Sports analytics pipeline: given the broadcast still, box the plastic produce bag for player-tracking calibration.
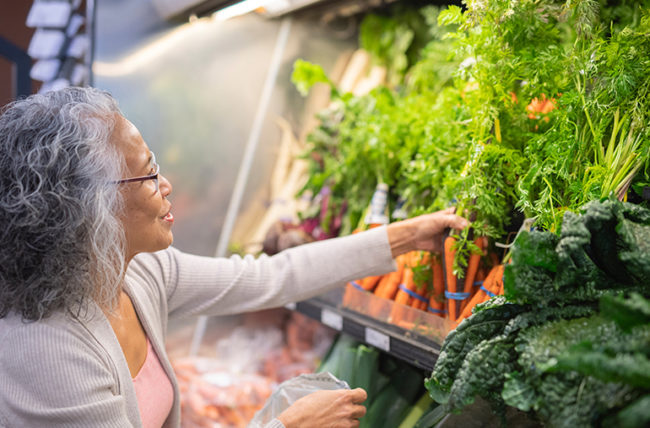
[215,326,284,374]
[248,372,350,427]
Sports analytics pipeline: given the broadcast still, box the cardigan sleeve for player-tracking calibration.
[129,226,396,320]
[0,320,136,428]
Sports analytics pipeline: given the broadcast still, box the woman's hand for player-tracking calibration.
[386,207,469,257]
[276,388,367,428]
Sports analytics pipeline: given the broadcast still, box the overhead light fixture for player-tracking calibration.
[152,0,330,21]
[212,0,275,21]
[212,0,324,20]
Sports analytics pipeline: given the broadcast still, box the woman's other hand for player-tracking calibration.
[277,388,367,428]
[387,207,469,257]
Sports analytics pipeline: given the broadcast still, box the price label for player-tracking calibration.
[284,302,297,311]
[365,328,390,352]
[321,309,343,331]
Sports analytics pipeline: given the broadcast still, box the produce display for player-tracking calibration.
[283,0,650,426]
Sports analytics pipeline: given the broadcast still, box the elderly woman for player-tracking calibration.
[0,87,467,428]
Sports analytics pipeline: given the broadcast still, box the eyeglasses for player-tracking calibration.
[114,152,160,192]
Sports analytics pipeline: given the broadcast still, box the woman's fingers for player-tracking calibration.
[438,206,456,215]
[443,213,469,230]
[277,388,369,428]
[348,388,368,404]
[351,404,367,419]
[387,208,470,256]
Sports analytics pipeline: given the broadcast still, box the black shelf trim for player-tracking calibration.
[293,297,442,371]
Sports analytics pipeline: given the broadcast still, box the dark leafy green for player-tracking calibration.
[425,299,526,403]
[446,335,516,416]
[600,292,650,331]
[510,316,639,428]
[546,344,650,389]
[603,394,650,428]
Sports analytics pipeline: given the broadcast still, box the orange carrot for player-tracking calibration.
[460,236,488,313]
[394,252,416,306]
[495,266,506,295]
[443,236,459,321]
[410,251,431,310]
[376,254,406,300]
[373,274,392,297]
[457,264,505,322]
[360,274,382,291]
[463,236,487,293]
[457,267,496,322]
[469,266,487,300]
[394,268,414,306]
[428,255,445,317]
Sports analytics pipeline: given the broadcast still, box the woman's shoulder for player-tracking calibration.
[0,310,118,387]
[0,309,107,354]
[127,246,181,284]
[0,311,130,425]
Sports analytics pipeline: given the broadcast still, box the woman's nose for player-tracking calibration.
[159,173,172,197]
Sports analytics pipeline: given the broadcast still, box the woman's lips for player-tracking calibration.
[162,212,174,223]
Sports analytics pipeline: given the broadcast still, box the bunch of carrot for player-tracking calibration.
[347,232,507,328]
[351,251,444,315]
[439,234,507,325]
[348,250,446,319]
[442,235,488,322]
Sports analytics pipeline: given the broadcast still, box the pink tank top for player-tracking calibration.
[133,338,174,428]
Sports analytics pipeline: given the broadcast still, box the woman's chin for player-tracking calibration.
[151,233,174,253]
[162,233,174,249]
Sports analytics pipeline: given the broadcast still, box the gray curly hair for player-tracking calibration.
[0,87,127,321]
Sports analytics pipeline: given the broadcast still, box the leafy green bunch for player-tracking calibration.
[437,0,598,236]
[292,0,650,277]
[360,4,431,88]
[516,1,650,231]
[433,0,650,241]
[426,199,650,427]
[291,6,463,235]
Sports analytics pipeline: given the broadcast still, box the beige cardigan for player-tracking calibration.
[0,226,395,427]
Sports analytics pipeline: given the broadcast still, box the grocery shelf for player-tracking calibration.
[287,287,445,371]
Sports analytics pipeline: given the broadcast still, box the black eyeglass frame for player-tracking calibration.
[114,153,160,192]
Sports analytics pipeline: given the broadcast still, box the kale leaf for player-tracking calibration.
[425,300,526,403]
[602,394,650,428]
[446,335,517,416]
[511,316,639,428]
[600,292,650,332]
[546,345,650,389]
[504,230,558,305]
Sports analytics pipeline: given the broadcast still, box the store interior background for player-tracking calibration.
[0,0,422,357]
[95,0,357,258]
[96,0,361,355]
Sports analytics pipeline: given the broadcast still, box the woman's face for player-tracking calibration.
[111,114,174,261]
